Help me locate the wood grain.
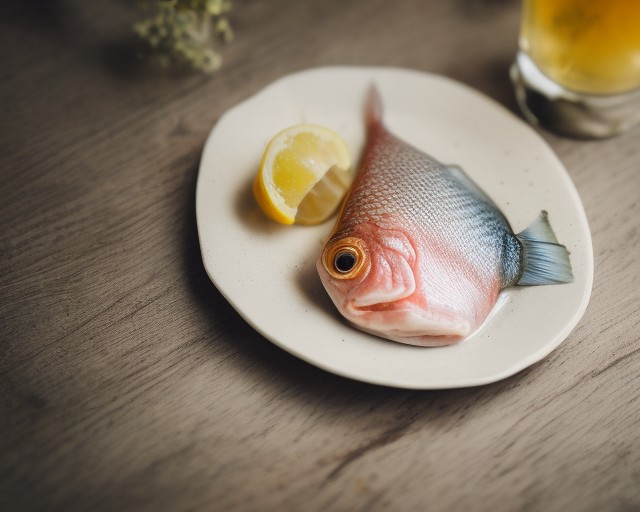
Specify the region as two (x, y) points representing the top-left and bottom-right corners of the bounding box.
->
(1, 1), (639, 511)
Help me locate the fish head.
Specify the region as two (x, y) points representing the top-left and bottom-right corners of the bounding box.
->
(318, 224), (416, 307)
(317, 223), (471, 346)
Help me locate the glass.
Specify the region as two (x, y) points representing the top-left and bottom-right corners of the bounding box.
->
(511, 0), (640, 138)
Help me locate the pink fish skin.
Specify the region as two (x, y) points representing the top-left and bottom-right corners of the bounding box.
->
(316, 87), (572, 347)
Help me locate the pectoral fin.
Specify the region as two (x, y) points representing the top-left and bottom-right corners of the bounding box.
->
(352, 230), (417, 307)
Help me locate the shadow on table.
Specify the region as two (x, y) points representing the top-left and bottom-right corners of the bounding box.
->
(0, 0), (66, 26)
(0, 0), (184, 82)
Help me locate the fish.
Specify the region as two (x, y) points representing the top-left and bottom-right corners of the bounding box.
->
(316, 87), (573, 347)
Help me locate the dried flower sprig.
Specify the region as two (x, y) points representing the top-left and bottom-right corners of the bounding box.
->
(134, 0), (233, 73)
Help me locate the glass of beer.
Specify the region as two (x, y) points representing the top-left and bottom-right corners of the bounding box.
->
(511, 0), (640, 138)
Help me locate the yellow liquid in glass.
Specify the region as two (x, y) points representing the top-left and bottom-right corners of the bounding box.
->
(520, 0), (640, 94)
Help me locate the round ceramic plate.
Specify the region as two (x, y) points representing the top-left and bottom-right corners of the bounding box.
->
(196, 66), (593, 389)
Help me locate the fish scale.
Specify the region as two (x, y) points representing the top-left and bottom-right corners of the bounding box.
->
(334, 129), (522, 289)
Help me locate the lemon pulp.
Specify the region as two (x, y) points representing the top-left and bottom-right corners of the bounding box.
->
(253, 125), (352, 225)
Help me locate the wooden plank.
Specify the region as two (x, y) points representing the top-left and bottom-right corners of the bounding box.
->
(1, 1), (639, 511)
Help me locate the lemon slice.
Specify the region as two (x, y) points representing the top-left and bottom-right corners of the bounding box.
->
(253, 124), (352, 225)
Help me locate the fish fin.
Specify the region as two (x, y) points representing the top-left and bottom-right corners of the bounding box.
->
(351, 229), (416, 307)
(446, 164), (497, 207)
(352, 247), (416, 307)
(516, 211), (574, 285)
(365, 84), (383, 129)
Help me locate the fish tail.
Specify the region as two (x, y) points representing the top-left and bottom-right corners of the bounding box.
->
(516, 211), (574, 285)
(365, 84), (384, 130)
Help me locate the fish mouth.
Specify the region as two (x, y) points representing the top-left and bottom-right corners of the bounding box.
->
(345, 301), (471, 345)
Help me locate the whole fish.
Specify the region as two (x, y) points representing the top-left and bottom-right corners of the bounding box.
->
(316, 87), (573, 347)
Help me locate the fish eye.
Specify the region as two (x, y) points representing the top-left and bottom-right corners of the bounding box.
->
(323, 237), (367, 280)
(334, 250), (357, 273)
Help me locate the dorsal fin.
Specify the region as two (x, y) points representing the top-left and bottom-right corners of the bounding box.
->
(365, 85), (383, 130)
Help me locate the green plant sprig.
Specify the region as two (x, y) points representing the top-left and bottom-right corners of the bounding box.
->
(134, 0), (233, 73)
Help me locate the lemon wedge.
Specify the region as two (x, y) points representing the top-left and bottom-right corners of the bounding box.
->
(253, 124), (352, 225)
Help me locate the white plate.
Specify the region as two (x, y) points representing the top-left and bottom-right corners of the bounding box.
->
(196, 66), (593, 389)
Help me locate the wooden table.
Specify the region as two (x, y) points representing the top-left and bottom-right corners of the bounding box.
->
(2, 1), (639, 510)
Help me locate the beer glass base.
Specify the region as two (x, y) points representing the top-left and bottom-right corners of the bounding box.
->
(511, 51), (640, 139)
